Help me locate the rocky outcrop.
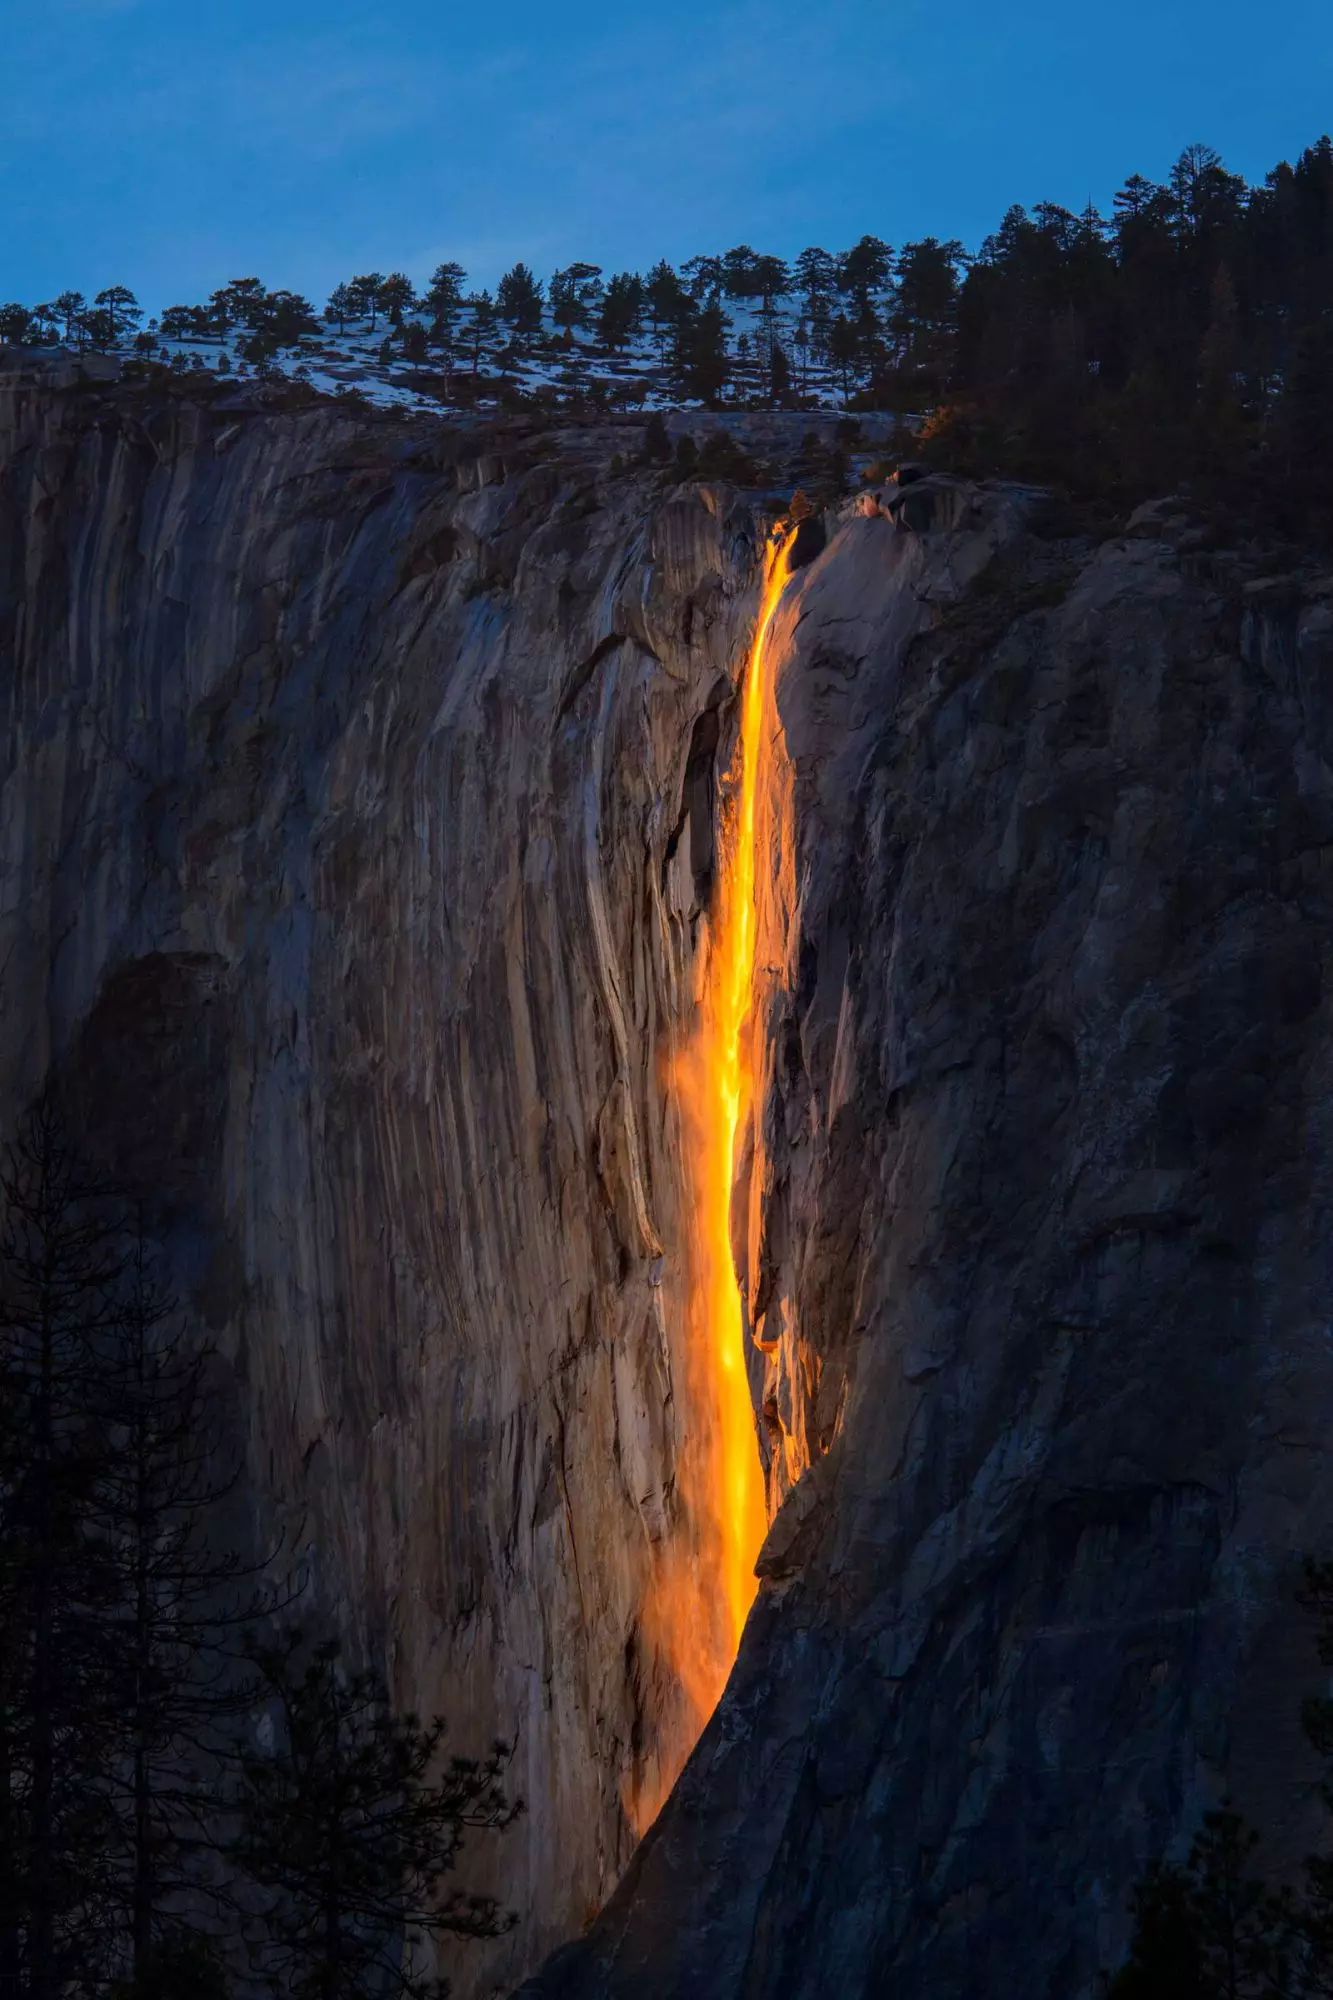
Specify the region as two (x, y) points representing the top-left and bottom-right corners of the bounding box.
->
(0, 368), (785, 1991)
(525, 497), (1333, 1996)
(7, 366), (1333, 1999)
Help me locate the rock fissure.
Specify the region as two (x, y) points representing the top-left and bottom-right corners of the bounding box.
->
(8, 373), (1333, 1995)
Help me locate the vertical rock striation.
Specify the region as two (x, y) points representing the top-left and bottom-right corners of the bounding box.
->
(526, 484), (1333, 1997)
(8, 367), (1333, 1998)
(0, 367), (773, 1990)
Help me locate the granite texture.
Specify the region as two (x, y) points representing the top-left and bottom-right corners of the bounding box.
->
(522, 489), (1333, 1997)
(5, 369), (1333, 1998)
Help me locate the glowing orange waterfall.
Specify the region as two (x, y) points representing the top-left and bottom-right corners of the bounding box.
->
(637, 523), (798, 1803)
(692, 525), (797, 1655)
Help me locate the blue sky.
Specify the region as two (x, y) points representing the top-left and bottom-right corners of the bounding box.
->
(4, 0), (1332, 313)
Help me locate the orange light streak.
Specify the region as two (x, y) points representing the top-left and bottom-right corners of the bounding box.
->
(701, 526), (796, 1653)
(638, 524), (798, 1785)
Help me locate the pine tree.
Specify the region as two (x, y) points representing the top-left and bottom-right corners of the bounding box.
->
(400, 322), (429, 364)
(679, 254), (724, 303)
(1294, 1561), (1333, 1990)
(207, 279), (266, 335)
(837, 235), (892, 316)
(795, 246), (838, 314)
(324, 285), (355, 334)
(673, 302), (730, 408)
(377, 275), (416, 328)
(348, 275), (386, 330)
(94, 1230), (291, 1998)
(719, 246), (760, 301)
(596, 273), (643, 353)
(645, 261), (687, 362)
(827, 313), (861, 405)
(463, 292), (496, 377)
(496, 263), (543, 343)
(548, 263), (603, 336)
(93, 288), (142, 345)
(0, 1100), (127, 1997)
(424, 263), (467, 346)
(0, 304), (37, 344)
(48, 292), (87, 346)
(232, 1636), (519, 2000)
(1109, 1813), (1296, 1999)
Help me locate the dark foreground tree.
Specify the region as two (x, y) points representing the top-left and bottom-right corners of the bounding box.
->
(233, 1636), (520, 1999)
(96, 1230), (293, 1998)
(1110, 1814), (1295, 1998)
(0, 1099), (127, 1997)
(1294, 1561), (1333, 1990)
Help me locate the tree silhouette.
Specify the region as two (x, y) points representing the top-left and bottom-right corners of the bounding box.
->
(673, 301), (730, 408)
(232, 1635), (519, 2000)
(463, 292), (496, 377)
(0, 1100), (127, 1996)
(1110, 1815), (1295, 1999)
(94, 1229), (294, 1998)
(348, 275), (386, 329)
(549, 263), (603, 335)
(377, 274), (416, 327)
(324, 285), (355, 334)
(597, 273), (643, 353)
(496, 263), (543, 342)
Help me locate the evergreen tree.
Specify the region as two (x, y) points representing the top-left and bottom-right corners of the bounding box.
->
(837, 235), (892, 315)
(496, 263), (543, 342)
(94, 1231), (291, 1998)
(680, 254), (724, 303)
(890, 238), (966, 375)
(548, 263), (603, 335)
(719, 246), (761, 301)
(208, 280), (266, 335)
(1110, 1814), (1295, 1999)
(1277, 320), (1333, 491)
(324, 285), (355, 334)
(645, 261), (687, 361)
(50, 291), (87, 346)
(424, 263), (466, 318)
(795, 245), (838, 309)
(795, 246), (838, 358)
(463, 292), (496, 377)
(348, 275), (386, 329)
(753, 254), (790, 310)
(0, 304), (35, 344)
(0, 1100), (127, 1997)
(93, 288), (142, 344)
(232, 1636), (519, 2000)
(827, 312), (861, 404)
(377, 274), (416, 327)
(673, 301), (730, 407)
(596, 273), (643, 353)
(1295, 1561), (1333, 1988)
(424, 263), (467, 346)
(159, 306), (207, 343)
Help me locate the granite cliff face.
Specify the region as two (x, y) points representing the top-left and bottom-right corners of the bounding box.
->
(526, 490), (1333, 1996)
(5, 364), (1333, 1998)
(0, 365), (782, 1989)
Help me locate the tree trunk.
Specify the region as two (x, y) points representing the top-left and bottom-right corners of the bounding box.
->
(29, 1281), (55, 2000)
(132, 1409), (153, 1990)
(0, 1709), (20, 2000)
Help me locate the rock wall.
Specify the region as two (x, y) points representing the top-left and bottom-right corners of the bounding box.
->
(0, 368), (783, 1991)
(8, 366), (1333, 1999)
(525, 490), (1333, 1997)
